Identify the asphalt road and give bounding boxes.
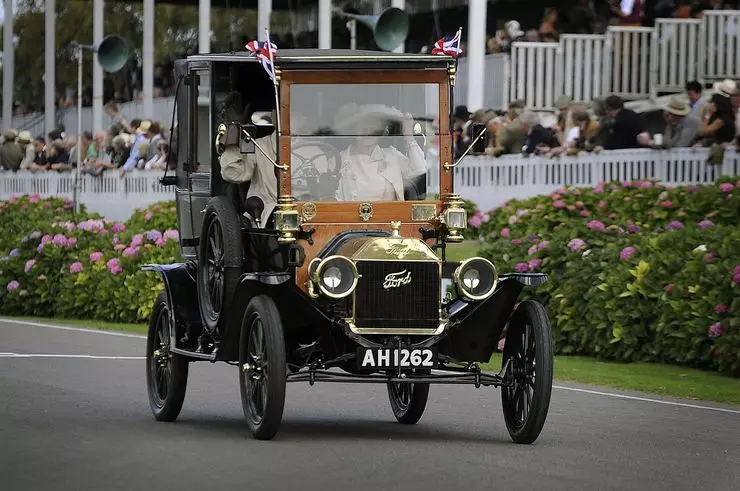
[1,318,739,491]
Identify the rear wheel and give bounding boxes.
[197,196,243,333]
[146,291,188,421]
[501,300,553,444]
[238,295,287,440]
[387,370,430,424]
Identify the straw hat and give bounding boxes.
[136,120,152,135]
[554,94,572,110]
[3,129,18,141]
[713,79,738,98]
[16,130,32,144]
[664,95,690,117]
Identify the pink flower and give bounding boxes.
[89,251,104,262]
[41,234,52,244]
[568,238,586,252]
[587,220,606,232]
[627,223,642,233]
[122,247,138,257]
[620,246,637,262]
[65,237,77,248]
[37,244,44,253]
[687,185,699,192]
[661,200,672,208]
[106,258,123,275]
[163,229,179,241]
[515,262,530,273]
[714,304,728,314]
[111,223,126,233]
[706,252,715,263]
[130,234,144,248]
[155,238,166,248]
[593,182,605,193]
[24,259,36,273]
[7,280,20,291]
[537,240,550,251]
[52,234,67,246]
[567,205,576,211]
[528,258,542,270]
[482,213,490,223]
[664,283,674,293]
[114,244,126,252]
[468,214,482,228]
[145,212,153,221]
[551,193,562,201]
[666,220,684,230]
[719,182,734,192]
[527,245,538,256]
[69,262,83,274]
[621,180,632,188]
[598,200,607,209]
[8,195,18,203]
[29,194,41,203]
[708,322,724,339]
[579,210,590,217]
[553,200,565,209]
[511,238,523,245]
[572,189,582,196]
[698,219,714,230]
[575,201,584,208]
[500,227,511,238]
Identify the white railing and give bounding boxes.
[652,19,704,97]
[1,149,737,219]
[606,26,653,100]
[703,10,740,82]
[559,34,608,104]
[454,53,509,111]
[510,42,559,110]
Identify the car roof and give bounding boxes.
[185,48,452,69]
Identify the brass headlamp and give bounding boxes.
[275,196,300,244]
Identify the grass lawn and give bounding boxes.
[7,316,147,335]
[481,353,740,406]
[442,239,482,262]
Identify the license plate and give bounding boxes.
[357,347,438,370]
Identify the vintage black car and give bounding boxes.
[144,49,553,443]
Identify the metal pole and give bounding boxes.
[258,0,272,42]
[466,0,487,111]
[143,0,154,115]
[2,0,14,130]
[45,0,56,135]
[92,0,104,132]
[347,19,357,50]
[318,0,331,49]
[199,0,211,53]
[74,47,83,214]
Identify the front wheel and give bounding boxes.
[238,295,287,440]
[387,370,430,424]
[146,291,189,421]
[501,300,553,444]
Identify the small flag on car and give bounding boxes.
[432,27,463,58]
[245,39,278,82]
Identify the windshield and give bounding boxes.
[289,83,440,202]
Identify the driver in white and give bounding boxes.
[335,105,427,202]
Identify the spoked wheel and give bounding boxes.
[501,300,553,444]
[146,291,188,421]
[387,370,430,424]
[238,295,287,440]
[197,196,243,333]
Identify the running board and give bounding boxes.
[170,346,217,361]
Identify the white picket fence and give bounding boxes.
[1,149,737,218]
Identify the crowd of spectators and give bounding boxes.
[453,78,740,163]
[0,102,172,177]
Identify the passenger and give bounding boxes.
[334,105,426,202]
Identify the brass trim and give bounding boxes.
[454,257,499,301]
[301,202,317,222]
[351,237,440,262]
[358,202,373,222]
[411,203,437,221]
[314,255,359,300]
[346,320,448,336]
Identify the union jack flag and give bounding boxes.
[432,28,463,58]
[245,39,278,81]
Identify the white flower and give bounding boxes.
[693,244,707,253]
[582,249,592,257]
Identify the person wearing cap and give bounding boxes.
[16,131,35,171]
[498,20,528,53]
[120,120,153,176]
[335,105,426,202]
[0,130,23,172]
[659,96,701,149]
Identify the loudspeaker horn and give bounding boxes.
[340,7,409,52]
[97,35,129,73]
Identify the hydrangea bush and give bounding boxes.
[0,197,180,323]
[471,178,740,376]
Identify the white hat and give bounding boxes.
[713,79,739,97]
[332,104,405,133]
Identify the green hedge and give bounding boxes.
[470,178,740,376]
[0,196,179,323]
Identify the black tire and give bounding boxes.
[197,196,243,333]
[238,295,287,440]
[501,300,553,444]
[146,291,189,422]
[387,370,430,424]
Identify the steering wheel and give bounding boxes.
[291,140,344,201]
